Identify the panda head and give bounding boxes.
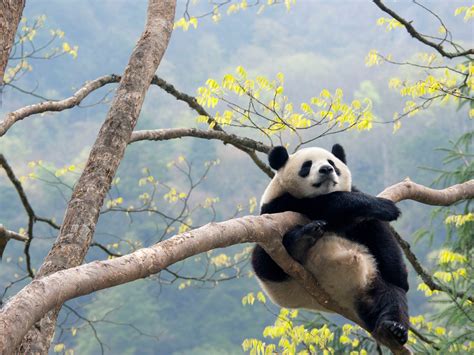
[267,144,352,198]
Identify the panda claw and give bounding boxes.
[379,321,408,345]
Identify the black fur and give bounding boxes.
[298,160,312,177]
[331,144,346,164]
[268,146,289,170]
[327,159,341,176]
[358,278,409,347]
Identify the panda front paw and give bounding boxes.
[300,220,327,236]
[283,221,327,263]
[373,198,401,221]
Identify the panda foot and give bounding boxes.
[378,320,408,346]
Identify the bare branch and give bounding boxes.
[373,0,474,59]
[0,154,36,276]
[0,74,120,136]
[0,154,34,218]
[90,242,121,258]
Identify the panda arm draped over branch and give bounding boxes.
[251,144,409,349]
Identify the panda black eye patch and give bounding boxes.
[298,160,312,177]
[327,159,341,176]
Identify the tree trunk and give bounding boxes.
[0,0,26,86]
[13,0,176,353]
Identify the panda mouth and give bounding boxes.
[312,177,337,188]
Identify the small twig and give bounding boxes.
[90,242,121,258]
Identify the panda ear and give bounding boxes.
[268,146,289,170]
[331,144,347,164]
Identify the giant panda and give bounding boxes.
[251,144,409,348]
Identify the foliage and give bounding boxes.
[173,0,296,31]
[366,6,473,132]
[196,66,375,148]
[3,15,77,88]
[241,294,375,354]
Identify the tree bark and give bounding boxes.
[0,0,25,87]
[0,179,472,354]
[12,1,176,353]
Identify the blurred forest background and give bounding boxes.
[0,1,472,354]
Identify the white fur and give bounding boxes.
[259,234,377,313]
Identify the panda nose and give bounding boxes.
[319,165,334,175]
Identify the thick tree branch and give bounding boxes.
[0,0,25,87]
[373,0,473,59]
[2,179,471,354]
[0,74,120,136]
[0,212,313,353]
[378,178,474,204]
[15,1,176,353]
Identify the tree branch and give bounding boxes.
[388,226,473,303]
[1,179,472,354]
[0,74,120,136]
[130,128,270,153]
[148,76,274,177]
[0,154,36,276]
[150,76,223,131]
[0,225,28,242]
[373,0,474,59]
[378,178,474,204]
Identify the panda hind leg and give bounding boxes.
[357,277,409,348]
[282,220,327,264]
